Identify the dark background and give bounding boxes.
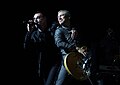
[13,0,119,52]
[3,0,120,84]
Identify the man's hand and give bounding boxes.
[76,46,88,56]
[70,29,78,39]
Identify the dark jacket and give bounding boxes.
[54,26,81,55]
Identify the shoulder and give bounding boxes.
[54,26,63,34]
[55,26,64,31]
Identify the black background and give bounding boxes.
[2,0,120,84]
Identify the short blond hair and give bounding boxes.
[58,10,71,18]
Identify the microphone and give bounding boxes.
[22,20,34,24]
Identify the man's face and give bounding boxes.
[33,13,46,25]
[57,11,69,25]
